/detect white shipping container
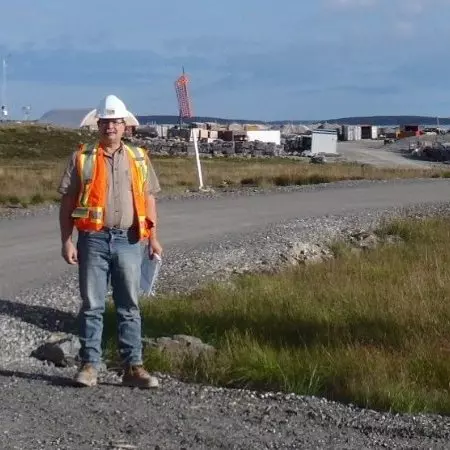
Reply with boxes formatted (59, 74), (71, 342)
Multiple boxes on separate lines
(343, 126), (351, 141)
(246, 130), (281, 145)
(342, 125), (351, 141)
(199, 129), (209, 139)
(154, 125), (168, 138)
(371, 126), (378, 140)
(311, 130), (338, 154)
(343, 125), (361, 141)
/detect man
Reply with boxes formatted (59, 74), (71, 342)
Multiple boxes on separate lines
(58, 94), (162, 388)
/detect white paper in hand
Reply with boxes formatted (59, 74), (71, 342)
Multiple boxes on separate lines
(140, 244), (162, 297)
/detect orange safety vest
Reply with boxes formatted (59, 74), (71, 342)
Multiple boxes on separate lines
(71, 142), (153, 240)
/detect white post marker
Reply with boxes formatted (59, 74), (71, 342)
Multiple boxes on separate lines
(191, 128), (205, 190)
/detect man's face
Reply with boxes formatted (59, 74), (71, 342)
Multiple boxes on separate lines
(98, 118), (126, 145)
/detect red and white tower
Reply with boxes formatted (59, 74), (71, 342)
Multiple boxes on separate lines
(174, 67), (193, 125)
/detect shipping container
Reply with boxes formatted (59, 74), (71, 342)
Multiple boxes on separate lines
(246, 130), (281, 145)
(218, 130), (233, 141)
(361, 125), (372, 140)
(218, 130), (247, 142)
(371, 126), (378, 139)
(342, 125), (362, 141)
(360, 125), (378, 140)
(311, 130), (338, 154)
(201, 129), (210, 139)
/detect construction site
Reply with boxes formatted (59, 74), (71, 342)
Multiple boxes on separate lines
(2, 65), (450, 163)
(78, 70), (450, 163)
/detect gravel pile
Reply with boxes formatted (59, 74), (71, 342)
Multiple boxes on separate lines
(384, 134), (450, 154)
(2, 187), (450, 448)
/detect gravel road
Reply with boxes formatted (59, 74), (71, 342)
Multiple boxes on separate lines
(337, 140), (444, 168)
(1, 179), (450, 449)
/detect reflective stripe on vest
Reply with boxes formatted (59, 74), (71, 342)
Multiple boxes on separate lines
(124, 144), (148, 194)
(79, 144), (98, 207)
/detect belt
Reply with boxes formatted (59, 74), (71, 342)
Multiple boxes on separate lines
(102, 226), (135, 235)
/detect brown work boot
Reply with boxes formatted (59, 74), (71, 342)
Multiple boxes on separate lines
(74, 363), (98, 387)
(122, 365), (159, 389)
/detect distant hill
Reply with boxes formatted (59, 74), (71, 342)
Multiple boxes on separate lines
(136, 115), (265, 125)
(39, 111), (257, 128)
(39, 110), (450, 128)
(321, 116), (450, 126)
(137, 115), (450, 127)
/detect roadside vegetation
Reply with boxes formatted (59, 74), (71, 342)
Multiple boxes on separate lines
(103, 216), (450, 415)
(0, 124), (96, 205)
(1, 124), (449, 206)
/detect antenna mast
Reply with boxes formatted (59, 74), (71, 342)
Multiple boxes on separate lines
(22, 105), (31, 121)
(174, 66), (193, 126)
(1, 54), (10, 121)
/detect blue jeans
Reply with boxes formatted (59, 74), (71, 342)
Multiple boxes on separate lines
(77, 228), (143, 368)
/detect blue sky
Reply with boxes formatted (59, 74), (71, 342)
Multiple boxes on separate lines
(0, 0), (449, 121)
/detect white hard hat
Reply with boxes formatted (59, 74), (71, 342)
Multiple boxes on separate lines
(94, 94), (140, 126)
(95, 94), (129, 120)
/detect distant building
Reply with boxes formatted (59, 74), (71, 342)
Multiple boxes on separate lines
(39, 108), (92, 128)
(311, 129), (338, 154)
(342, 125), (362, 141)
(361, 125), (378, 140)
(246, 130), (281, 145)
(217, 130), (247, 142)
(398, 124), (423, 138)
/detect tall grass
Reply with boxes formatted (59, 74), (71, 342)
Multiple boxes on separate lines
(153, 157), (446, 190)
(1, 156), (449, 205)
(0, 124), (96, 160)
(1, 124), (449, 205)
(0, 162), (65, 205)
(103, 217), (450, 414)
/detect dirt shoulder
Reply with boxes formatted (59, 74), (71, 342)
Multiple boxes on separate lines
(337, 140), (445, 168)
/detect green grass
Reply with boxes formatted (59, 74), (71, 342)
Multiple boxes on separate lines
(104, 216), (450, 414)
(0, 123), (96, 160)
(1, 123), (450, 206)
(0, 124), (96, 205)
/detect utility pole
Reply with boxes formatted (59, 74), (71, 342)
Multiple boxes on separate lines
(1, 54), (11, 121)
(22, 105), (31, 121)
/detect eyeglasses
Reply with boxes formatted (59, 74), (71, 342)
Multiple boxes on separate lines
(98, 119), (126, 126)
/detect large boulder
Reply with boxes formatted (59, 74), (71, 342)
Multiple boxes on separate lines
(31, 333), (80, 367)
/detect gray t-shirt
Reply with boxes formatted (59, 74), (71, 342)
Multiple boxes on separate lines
(58, 144), (161, 229)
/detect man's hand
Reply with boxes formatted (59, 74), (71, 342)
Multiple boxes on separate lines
(62, 240), (78, 265)
(148, 236), (163, 259)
